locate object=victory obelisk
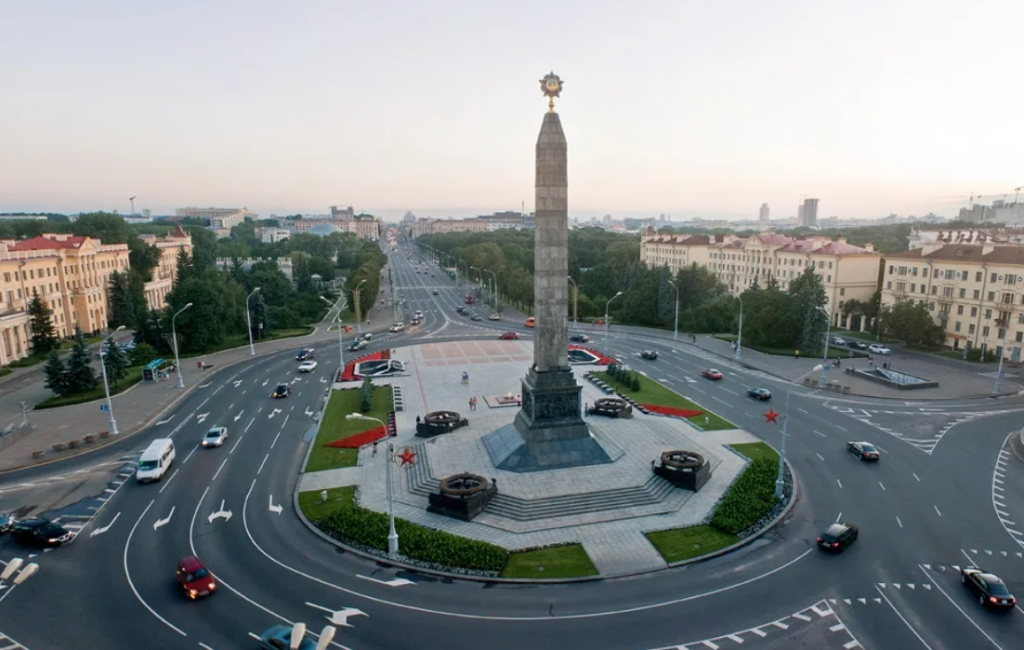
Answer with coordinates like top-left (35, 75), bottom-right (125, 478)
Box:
top-left (483, 73), bottom-right (618, 472)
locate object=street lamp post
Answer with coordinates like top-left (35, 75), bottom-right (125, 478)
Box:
top-left (172, 303), bottom-right (193, 389)
top-left (245, 287), bottom-right (261, 356)
top-left (734, 294), bottom-right (743, 360)
top-left (667, 280), bottom-right (680, 341)
top-left (994, 320), bottom-right (1007, 395)
top-left (98, 325), bottom-right (126, 435)
top-left (605, 291), bottom-right (623, 351)
top-left (321, 296), bottom-right (344, 378)
top-left (568, 277), bottom-right (579, 324)
top-left (818, 306), bottom-right (833, 388)
top-left (346, 413), bottom-right (398, 556)
top-left (484, 269), bottom-right (498, 310)
top-left (775, 364), bottom-right (823, 498)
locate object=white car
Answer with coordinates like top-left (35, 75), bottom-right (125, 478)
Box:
top-left (488, 314), bottom-right (501, 321)
top-left (390, 323), bottom-right (405, 332)
top-left (830, 337), bottom-right (847, 346)
top-left (202, 427), bottom-right (228, 448)
top-left (298, 360), bottom-right (318, 373)
top-left (868, 344), bottom-right (892, 355)
top-left (356, 332), bottom-right (373, 341)
top-left (414, 310), bottom-right (423, 319)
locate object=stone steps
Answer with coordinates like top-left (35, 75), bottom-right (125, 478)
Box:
top-left (402, 442), bottom-right (683, 521)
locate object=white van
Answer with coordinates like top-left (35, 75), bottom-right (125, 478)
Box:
top-left (137, 439), bottom-right (175, 483)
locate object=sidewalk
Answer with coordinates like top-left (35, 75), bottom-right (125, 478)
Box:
top-left (0, 299), bottom-right (369, 473)
top-left (596, 323), bottom-right (1022, 400)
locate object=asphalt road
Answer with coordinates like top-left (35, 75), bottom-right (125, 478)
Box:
top-left (0, 239), bottom-right (1021, 650)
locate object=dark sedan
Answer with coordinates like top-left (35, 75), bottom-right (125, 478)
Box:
top-left (747, 388), bottom-right (772, 400)
top-left (640, 350), bottom-right (658, 360)
top-left (846, 340), bottom-right (869, 350)
top-left (847, 441), bottom-right (881, 461)
top-left (11, 519), bottom-right (73, 547)
top-left (961, 567), bottom-right (1016, 610)
top-left (570, 334), bottom-right (590, 343)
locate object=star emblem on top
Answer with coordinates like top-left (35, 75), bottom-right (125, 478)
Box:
top-left (395, 447), bottom-right (418, 467)
top-left (762, 408), bottom-right (781, 425)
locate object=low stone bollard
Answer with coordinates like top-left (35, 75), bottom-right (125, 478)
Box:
top-left (67, 440), bottom-right (80, 449)
top-left (31, 450), bottom-right (45, 459)
top-left (98, 431), bottom-right (110, 439)
top-left (52, 443), bottom-right (67, 451)
top-left (83, 434), bottom-right (96, 443)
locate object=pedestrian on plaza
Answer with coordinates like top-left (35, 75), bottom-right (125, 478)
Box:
top-left (373, 441), bottom-right (378, 456)
top-left (584, 402), bottom-right (589, 416)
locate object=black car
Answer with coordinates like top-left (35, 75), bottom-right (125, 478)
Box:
top-left (961, 567), bottom-right (1017, 610)
top-left (846, 340), bottom-right (869, 350)
top-left (640, 350), bottom-right (658, 360)
top-left (470, 315), bottom-right (483, 321)
top-left (272, 383), bottom-right (291, 398)
top-left (296, 349), bottom-right (315, 361)
top-left (11, 519), bottom-right (73, 547)
top-left (432, 290), bottom-right (439, 295)
top-left (569, 334), bottom-right (590, 343)
top-left (847, 441), bottom-right (881, 461)
top-left (817, 522), bottom-right (858, 553)
top-left (747, 388), bottom-right (772, 400)
top-left (0, 511), bottom-right (14, 533)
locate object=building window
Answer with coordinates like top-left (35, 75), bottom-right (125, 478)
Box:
top-left (1017, 332), bottom-right (1023, 343)
top-left (988, 291), bottom-right (995, 301)
top-left (886, 281), bottom-right (892, 289)
top-left (840, 288), bottom-right (846, 296)
top-left (827, 275), bottom-right (831, 283)
top-left (959, 288), bottom-right (966, 298)
top-left (974, 290), bottom-right (980, 299)
top-left (931, 286), bottom-right (937, 295)
top-left (983, 325), bottom-right (991, 337)
top-left (912, 267), bottom-right (918, 276)
top-left (955, 321), bottom-right (962, 332)
top-left (985, 309), bottom-right (992, 319)
top-left (943, 286), bottom-right (953, 298)
top-left (969, 324), bottom-right (976, 334)
top-left (958, 305), bottom-right (964, 315)
top-left (945, 269), bottom-right (955, 280)
top-left (992, 273), bottom-right (998, 283)
top-left (976, 272), bottom-right (983, 282)
top-left (1004, 293), bottom-right (1014, 304)
top-left (971, 307), bottom-right (978, 317)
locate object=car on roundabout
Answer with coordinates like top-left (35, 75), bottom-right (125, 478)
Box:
top-left (847, 340), bottom-right (869, 350)
top-left (432, 290), bottom-right (439, 295)
top-left (298, 360), bottom-right (318, 373)
top-left (389, 322), bottom-right (405, 332)
top-left (488, 314), bottom-right (501, 321)
top-left (295, 349), bottom-right (315, 361)
top-left (356, 332), bottom-right (373, 341)
top-left (499, 332), bottom-right (519, 340)
top-left (817, 522), bottom-right (858, 553)
top-left (272, 383), bottom-right (291, 398)
top-left (470, 315), bottom-right (483, 321)
top-left (569, 333), bottom-right (589, 343)
top-left (640, 350), bottom-right (658, 360)
top-left (960, 567), bottom-right (1016, 610)
top-left (868, 343), bottom-right (892, 355)
top-left (747, 388), bottom-right (772, 401)
top-left (349, 339), bottom-right (368, 352)
top-left (10, 518), bottom-right (73, 547)
top-left (201, 427), bottom-right (228, 448)
top-left (176, 556), bottom-right (217, 600)
top-left (847, 441), bottom-right (881, 461)
top-left (830, 336), bottom-right (847, 346)
top-left (701, 368), bottom-right (724, 380)
top-left (414, 310), bottom-right (423, 319)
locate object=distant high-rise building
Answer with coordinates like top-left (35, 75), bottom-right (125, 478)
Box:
top-left (759, 203), bottom-right (770, 224)
top-left (800, 198), bottom-right (819, 228)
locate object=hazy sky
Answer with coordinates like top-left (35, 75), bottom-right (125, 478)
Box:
top-left (3, 1), bottom-right (1021, 221)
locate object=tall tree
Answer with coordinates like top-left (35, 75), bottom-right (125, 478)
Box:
top-left (102, 340), bottom-right (129, 387)
top-left (789, 267), bottom-right (829, 354)
top-left (42, 349), bottom-right (68, 396)
top-left (880, 300), bottom-right (944, 347)
top-left (127, 237), bottom-right (163, 281)
top-left (175, 248), bottom-right (195, 285)
top-left (64, 325), bottom-right (98, 394)
top-left (107, 270), bottom-right (135, 328)
top-left (27, 291), bottom-right (59, 356)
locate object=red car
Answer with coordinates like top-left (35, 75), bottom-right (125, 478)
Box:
top-left (701, 368), bottom-right (724, 380)
top-left (499, 332), bottom-right (519, 340)
top-left (176, 556), bottom-right (217, 600)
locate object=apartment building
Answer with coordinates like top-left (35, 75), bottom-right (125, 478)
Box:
top-left (408, 218), bottom-right (490, 238)
top-left (641, 229), bottom-right (880, 326)
top-left (285, 215), bottom-right (380, 240)
top-left (175, 207), bottom-right (257, 222)
top-left (881, 242), bottom-right (1024, 359)
top-left (138, 226), bottom-right (193, 311)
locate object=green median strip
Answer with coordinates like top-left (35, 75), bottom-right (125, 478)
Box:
top-left (645, 525), bottom-right (739, 563)
top-left (500, 544), bottom-right (599, 579)
top-left (595, 370), bottom-right (736, 431)
top-left (304, 385), bottom-right (393, 473)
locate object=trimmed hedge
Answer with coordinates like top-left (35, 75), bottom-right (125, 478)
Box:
top-left (710, 457), bottom-right (779, 534)
top-left (319, 504), bottom-right (508, 572)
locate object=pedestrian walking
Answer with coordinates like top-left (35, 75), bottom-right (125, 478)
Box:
top-left (584, 402), bottom-right (589, 416)
top-left (372, 441), bottom-right (378, 456)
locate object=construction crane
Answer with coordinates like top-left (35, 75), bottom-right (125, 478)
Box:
top-left (129, 195), bottom-right (137, 215)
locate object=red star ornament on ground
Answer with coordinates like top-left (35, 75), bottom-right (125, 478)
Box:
top-left (762, 408), bottom-right (781, 425)
top-left (395, 447), bottom-right (418, 467)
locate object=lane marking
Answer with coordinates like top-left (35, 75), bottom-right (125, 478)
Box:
top-left (896, 516), bottom-right (903, 528)
top-left (124, 499), bottom-right (186, 636)
top-left (271, 431), bottom-right (282, 449)
top-left (212, 459), bottom-right (228, 481)
top-left (257, 454), bottom-right (269, 475)
top-left (816, 453), bottom-right (825, 461)
top-left (934, 505), bottom-right (942, 517)
top-left (159, 469), bottom-right (180, 493)
top-left (837, 479), bottom-right (843, 489)
top-left (183, 445), bottom-right (198, 464)
top-left (918, 565), bottom-right (1005, 650)
top-left (913, 473), bottom-right (921, 482)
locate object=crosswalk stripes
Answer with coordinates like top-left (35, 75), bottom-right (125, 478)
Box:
top-left (0, 630), bottom-right (29, 649)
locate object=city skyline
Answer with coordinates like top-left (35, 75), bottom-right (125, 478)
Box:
top-left (2, 1), bottom-right (1021, 220)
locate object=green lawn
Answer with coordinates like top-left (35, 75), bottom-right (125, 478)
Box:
top-left (597, 371), bottom-right (735, 431)
top-left (0, 368), bottom-right (11, 378)
top-left (714, 334), bottom-right (866, 360)
top-left (179, 327), bottom-right (313, 358)
top-left (35, 366), bottom-right (145, 410)
top-left (500, 544), bottom-right (599, 579)
top-left (60, 335), bottom-right (105, 351)
top-left (5, 354), bottom-right (46, 369)
top-left (645, 525), bottom-right (739, 563)
top-left (304, 385), bottom-right (393, 473)
top-left (731, 441), bottom-right (779, 463)
top-left (298, 486), bottom-right (356, 522)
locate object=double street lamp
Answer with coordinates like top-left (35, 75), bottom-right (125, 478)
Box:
top-left (246, 287), bottom-right (261, 356)
top-left (667, 279), bottom-right (679, 341)
top-left (605, 291), bottom-right (623, 350)
top-left (99, 325), bottom-right (126, 435)
top-left (172, 303), bottom-right (193, 389)
top-left (775, 364), bottom-right (823, 498)
top-left (817, 306), bottom-right (833, 388)
top-left (346, 413), bottom-right (398, 557)
top-left (735, 294), bottom-right (743, 361)
top-left (320, 296), bottom-right (345, 377)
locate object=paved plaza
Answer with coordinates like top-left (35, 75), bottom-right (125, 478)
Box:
top-left (299, 339), bottom-right (760, 576)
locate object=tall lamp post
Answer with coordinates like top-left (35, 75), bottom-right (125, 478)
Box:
top-left (484, 269), bottom-right (498, 310)
top-left (775, 364), bottom-right (823, 498)
top-left (321, 296), bottom-right (344, 377)
top-left (172, 303), bottom-right (193, 389)
top-left (568, 277), bottom-right (580, 325)
top-left (668, 279), bottom-right (680, 341)
top-left (347, 413), bottom-right (398, 556)
top-left (994, 319), bottom-right (1007, 395)
top-left (352, 279), bottom-right (367, 335)
top-left (99, 325), bottom-right (126, 435)
top-left (245, 287), bottom-right (261, 356)
top-left (734, 294), bottom-right (744, 361)
top-left (817, 305), bottom-right (833, 388)
top-left (605, 291), bottom-right (623, 351)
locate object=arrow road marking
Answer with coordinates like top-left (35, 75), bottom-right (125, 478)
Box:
top-left (269, 408), bottom-right (282, 419)
top-left (207, 500), bottom-right (232, 524)
top-left (196, 413), bottom-right (209, 425)
top-left (262, 379), bottom-right (269, 386)
top-left (320, 377), bottom-right (328, 383)
top-left (305, 407), bottom-right (314, 417)
top-left (156, 415), bottom-right (175, 426)
top-left (234, 410), bottom-right (244, 422)
top-left (269, 495), bottom-right (282, 515)
top-left (198, 381), bottom-right (212, 389)
top-left (306, 603), bottom-right (368, 627)
top-left (357, 575), bottom-right (414, 587)
top-left (153, 507), bottom-right (175, 530)
top-left (90, 512), bottom-right (120, 537)
top-left (233, 380), bottom-right (243, 388)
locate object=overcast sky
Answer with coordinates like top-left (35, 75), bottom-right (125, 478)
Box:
top-left (2, 1), bottom-right (1021, 221)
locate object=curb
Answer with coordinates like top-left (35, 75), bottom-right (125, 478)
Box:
top-left (290, 448), bottom-right (800, 584)
top-left (1010, 428), bottom-right (1024, 464)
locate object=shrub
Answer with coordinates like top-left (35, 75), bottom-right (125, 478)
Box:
top-left (710, 457), bottom-right (779, 535)
top-left (630, 373), bottom-right (641, 391)
top-left (360, 376), bottom-right (374, 412)
top-left (319, 506), bottom-right (508, 572)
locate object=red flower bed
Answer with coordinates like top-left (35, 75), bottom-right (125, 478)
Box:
top-left (338, 350), bottom-right (392, 382)
top-left (325, 426), bottom-right (387, 449)
top-left (642, 404), bottom-right (704, 419)
top-left (568, 344), bottom-right (617, 365)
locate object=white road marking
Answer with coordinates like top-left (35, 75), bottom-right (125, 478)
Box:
top-left (159, 469), bottom-right (180, 493)
top-left (879, 481), bottom-right (886, 491)
top-left (89, 512), bottom-right (120, 538)
top-left (816, 453), bottom-right (825, 461)
top-left (913, 472), bottom-right (921, 482)
top-left (934, 505), bottom-right (942, 517)
top-left (153, 507), bottom-right (175, 530)
top-left (837, 479), bottom-right (843, 489)
top-left (281, 414), bottom-right (289, 428)
top-left (271, 431), bottom-right (282, 449)
top-left (919, 564), bottom-right (1006, 650)
top-left (124, 499), bottom-right (187, 636)
top-left (356, 575), bottom-right (415, 587)
top-left (814, 430), bottom-right (826, 437)
top-left (183, 445), bottom-right (198, 464)
top-left (207, 499), bottom-right (232, 523)
top-left (229, 437), bottom-right (243, 455)
top-left (245, 417), bottom-right (255, 433)
top-left (874, 585), bottom-right (934, 650)
top-left (257, 453), bottom-right (269, 475)
top-left (212, 459), bottom-right (228, 481)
